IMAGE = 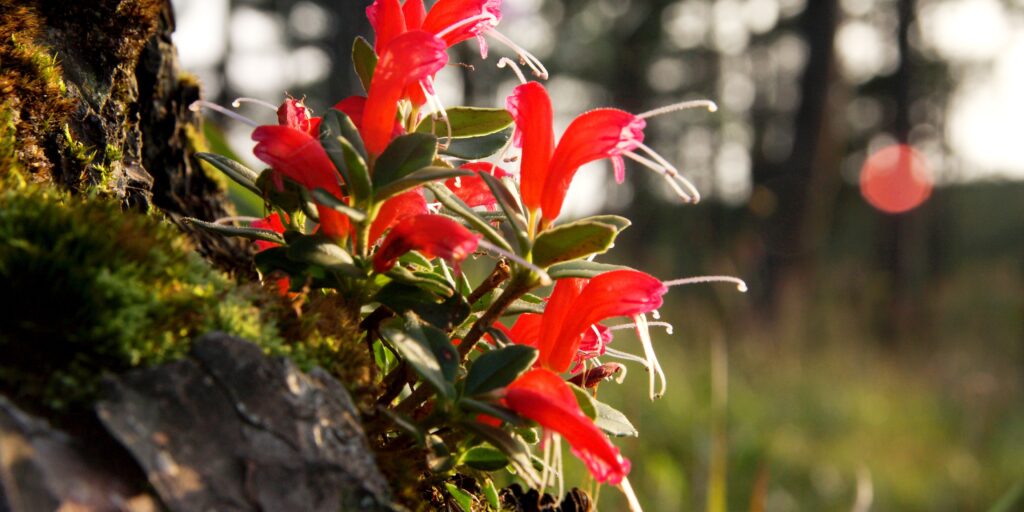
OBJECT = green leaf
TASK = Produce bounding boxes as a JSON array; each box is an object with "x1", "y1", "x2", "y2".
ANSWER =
[
  {"x1": 461, "y1": 421, "x2": 540, "y2": 487},
  {"x1": 460, "y1": 445, "x2": 509, "y2": 471},
  {"x1": 310, "y1": 188, "x2": 368, "y2": 223},
  {"x1": 256, "y1": 170, "x2": 305, "y2": 213},
  {"x1": 182, "y1": 218, "x2": 284, "y2": 245},
  {"x1": 416, "y1": 107, "x2": 513, "y2": 138},
  {"x1": 503, "y1": 299, "x2": 545, "y2": 316},
  {"x1": 546, "y1": 260, "x2": 632, "y2": 279},
  {"x1": 379, "y1": 407, "x2": 425, "y2": 446},
  {"x1": 441, "y1": 126, "x2": 513, "y2": 160},
  {"x1": 569, "y1": 382, "x2": 598, "y2": 420},
  {"x1": 421, "y1": 322, "x2": 460, "y2": 383},
  {"x1": 352, "y1": 36, "x2": 377, "y2": 93},
  {"x1": 477, "y1": 171, "x2": 529, "y2": 251},
  {"x1": 532, "y1": 219, "x2": 619, "y2": 268},
  {"x1": 254, "y1": 246, "x2": 310, "y2": 280},
  {"x1": 373, "y1": 340, "x2": 399, "y2": 375},
  {"x1": 427, "y1": 434, "x2": 455, "y2": 473},
  {"x1": 426, "y1": 183, "x2": 514, "y2": 253},
  {"x1": 459, "y1": 398, "x2": 526, "y2": 427},
  {"x1": 385, "y1": 266, "x2": 456, "y2": 297},
  {"x1": 464, "y1": 345, "x2": 538, "y2": 396},
  {"x1": 482, "y1": 479, "x2": 500, "y2": 510},
  {"x1": 444, "y1": 483, "x2": 475, "y2": 512},
  {"x1": 380, "y1": 320, "x2": 456, "y2": 400},
  {"x1": 195, "y1": 153, "x2": 261, "y2": 195},
  {"x1": 397, "y1": 250, "x2": 434, "y2": 270},
  {"x1": 375, "y1": 281, "x2": 469, "y2": 331},
  {"x1": 582, "y1": 214, "x2": 631, "y2": 232},
  {"x1": 374, "y1": 166, "x2": 473, "y2": 201},
  {"x1": 373, "y1": 132, "x2": 438, "y2": 189},
  {"x1": 593, "y1": 398, "x2": 638, "y2": 437},
  {"x1": 319, "y1": 110, "x2": 371, "y2": 201},
  {"x1": 285, "y1": 233, "x2": 359, "y2": 273}
]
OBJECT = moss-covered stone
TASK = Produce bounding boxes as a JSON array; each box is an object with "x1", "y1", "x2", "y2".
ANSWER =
[{"x1": 0, "y1": 181, "x2": 284, "y2": 416}]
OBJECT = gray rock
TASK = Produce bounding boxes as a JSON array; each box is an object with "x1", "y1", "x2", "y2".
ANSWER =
[
  {"x1": 97, "y1": 333, "x2": 394, "y2": 512},
  {"x1": 0, "y1": 396, "x2": 159, "y2": 512}
]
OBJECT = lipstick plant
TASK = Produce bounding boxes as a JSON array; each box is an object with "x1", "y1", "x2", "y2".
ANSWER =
[{"x1": 187, "y1": 0, "x2": 745, "y2": 509}]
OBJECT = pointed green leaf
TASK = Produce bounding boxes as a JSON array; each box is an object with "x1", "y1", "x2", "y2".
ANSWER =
[
  {"x1": 320, "y1": 109, "x2": 371, "y2": 201},
  {"x1": 459, "y1": 399, "x2": 527, "y2": 427},
  {"x1": 285, "y1": 233, "x2": 359, "y2": 273},
  {"x1": 256, "y1": 170, "x2": 305, "y2": 213},
  {"x1": 532, "y1": 219, "x2": 619, "y2": 268},
  {"x1": 415, "y1": 107, "x2": 513, "y2": 138},
  {"x1": 374, "y1": 133, "x2": 438, "y2": 189},
  {"x1": 593, "y1": 398, "x2": 638, "y2": 437},
  {"x1": 440, "y1": 126, "x2": 513, "y2": 160},
  {"x1": 195, "y1": 153, "x2": 261, "y2": 195},
  {"x1": 569, "y1": 382, "x2": 597, "y2": 420},
  {"x1": 461, "y1": 421, "x2": 540, "y2": 487},
  {"x1": 380, "y1": 320, "x2": 455, "y2": 400},
  {"x1": 310, "y1": 188, "x2": 368, "y2": 223},
  {"x1": 374, "y1": 166, "x2": 473, "y2": 201},
  {"x1": 477, "y1": 171, "x2": 529, "y2": 251},
  {"x1": 582, "y1": 214, "x2": 631, "y2": 232},
  {"x1": 375, "y1": 281, "x2": 469, "y2": 330},
  {"x1": 183, "y1": 217, "x2": 284, "y2": 245},
  {"x1": 547, "y1": 260, "x2": 632, "y2": 279},
  {"x1": 460, "y1": 445, "x2": 509, "y2": 471},
  {"x1": 483, "y1": 479, "x2": 500, "y2": 510},
  {"x1": 426, "y1": 183, "x2": 514, "y2": 253},
  {"x1": 502, "y1": 299, "x2": 545, "y2": 316},
  {"x1": 464, "y1": 345, "x2": 538, "y2": 396},
  {"x1": 444, "y1": 483, "x2": 475, "y2": 511},
  {"x1": 386, "y1": 266, "x2": 456, "y2": 297},
  {"x1": 352, "y1": 36, "x2": 377, "y2": 93}
]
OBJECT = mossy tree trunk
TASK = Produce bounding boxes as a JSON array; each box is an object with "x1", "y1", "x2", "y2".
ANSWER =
[{"x1": 1, "y1": 0, "x2": 248, "y2": 271}]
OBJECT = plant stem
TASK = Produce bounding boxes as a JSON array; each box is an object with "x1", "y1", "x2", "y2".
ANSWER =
[
  {"x1": 457, "y1": 271, "x2": 533, "y2": 360},
  {"x1": 467, "y1": 259, "x2": 511, "y2": 305}
]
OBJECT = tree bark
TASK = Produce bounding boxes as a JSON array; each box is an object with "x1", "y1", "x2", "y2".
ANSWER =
[{"x1": 1, "y1": 0, "x2": 249, "y2": 271}]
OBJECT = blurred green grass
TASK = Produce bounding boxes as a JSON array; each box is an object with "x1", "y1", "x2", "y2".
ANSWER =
[{"x1": 562, "y1": 265, "x2": 1024, "y2": 511}]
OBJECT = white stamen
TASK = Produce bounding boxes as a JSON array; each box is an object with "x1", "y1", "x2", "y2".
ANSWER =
[
  {"x1": 634, "y1": 314, "x2": 666, "y2": 399},
  {"x1": 189, "y1": 100, "x2": 258, "y2": 127},
  {"x1": 477, "y1": 240, "x2": 552, "y2": 286},
  {"x1": 652, "y1": 309, "x2": 661, "y2": 320},
  {"x1": 609, "y1": 321, "x2": 674, "y2": 336},
  {"x1": 231, "y1": 97, "x2": 279, "y2": 111},
  {"x1": 497, "y1": 57, "x2": 528, "y2": 85},
  {"x1": 433, "y1": 12, "x2": 498, "y2": 40},
  {"x1": 540, "y1": 431, "x2": 553, "y2": 490},
  {"x1": 603, "y1": 347, "x2": 651, "y2": 366},
  {"x1": 637, "y1": 99, "x2": 718, "y2": 119},
  {"x1": 620, "y1": 476, "x2": 645, "y2": 512},
  {"x1": 663, "y1": 275, "x2": 748, "y2": 292},
  {"x1": 420, "y1": 78, "x2": 452, "y2": 149},
  {"x1": 213, "y1": 215, "x2": 263, "y2": 225},
  {"x1": 621, "y1": 151, "x2": 694, "y2": 202},
  {"x1": 635, "y1": 142, "x2": 702, "y2": 203},
  {"x1": 553, "y1": 434, "x2": 565, "y2": 499},
  {"x1": 487, "y1": 29, "x2": 549, "y2": 79}
]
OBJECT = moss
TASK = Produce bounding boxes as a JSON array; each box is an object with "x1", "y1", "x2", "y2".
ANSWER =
[
  {"x1": 183, "y1": 121, "x2": 228, "y2": 192},
  {"x1": 0, "y1": 4, "x2": 77, "y2": 176},
  {"x1": 0, "y1": 182, "x2": 285, "y2": 416}
]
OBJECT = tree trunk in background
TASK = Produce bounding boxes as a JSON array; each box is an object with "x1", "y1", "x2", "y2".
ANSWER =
[
  {"x1": 751, "y1": 0, "x2": 839, "y2": 313},
  {"x1": 1, "y1": 0, "x2": 248, "y2": 272}
]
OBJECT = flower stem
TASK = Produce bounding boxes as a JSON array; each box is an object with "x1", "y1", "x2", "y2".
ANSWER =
[{"x1": 457, "y1": 271, "x2": 534, "y2": 360}]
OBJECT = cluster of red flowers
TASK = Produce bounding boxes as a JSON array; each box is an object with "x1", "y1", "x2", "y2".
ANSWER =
[{"x1": 190, "y1": 0, "x2": 744, "y2": 505}]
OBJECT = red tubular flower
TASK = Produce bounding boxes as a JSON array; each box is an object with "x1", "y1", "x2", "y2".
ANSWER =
[
  {"x1": 421, "y1": 0, "x2": 501, "y2": 49},
  {"x1": 526, "y1": 270, "x2": 666, "y2": 373},
  {"x1": 507, "y1": 81, "x2": 647, "y2": 223},
  {"x1": 506, "y1": 82, "x2": 553, "y2": 212},
  {"x1": 277, "y1": 98, "x2": 320, "y2": 136},
  {"x1": 252, "y1": 125, "x2": 350, "y2": 238},
  {"x1": 367, "y1": 189, "x2": 428, "y2": 244},
  {"x1": 444, "y1": 162, "x2": 512, "y2": 208},
  {"x1": 372, "y1": 214, "x2": 479, "y2": 273},
  {"x1": 362, "y1": 30, "x2": 448, "y2": 156},
  {"x1": 504, "y1": 368, "x2": 631, "y2": 484}
]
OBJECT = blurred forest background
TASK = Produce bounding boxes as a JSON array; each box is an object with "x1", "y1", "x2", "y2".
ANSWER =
[{"x1": 170, "y1": 0, "x2": 1024, "y2": 510}]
